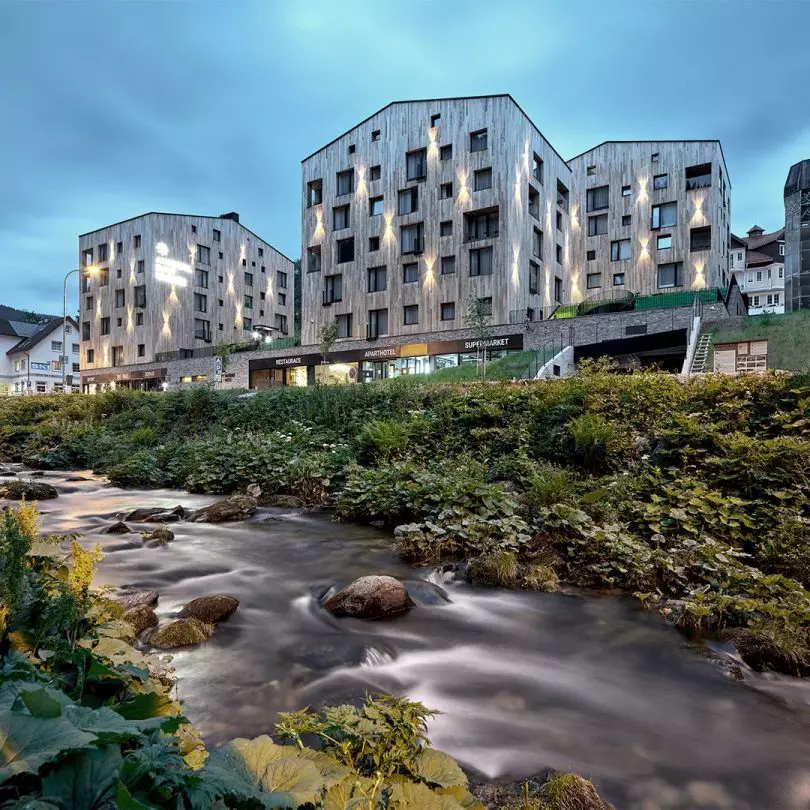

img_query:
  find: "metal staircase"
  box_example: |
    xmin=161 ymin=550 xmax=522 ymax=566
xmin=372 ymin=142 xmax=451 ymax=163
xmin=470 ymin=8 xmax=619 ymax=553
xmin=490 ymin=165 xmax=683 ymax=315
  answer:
xmin=690 ymin=333 xmax=712 ymax=373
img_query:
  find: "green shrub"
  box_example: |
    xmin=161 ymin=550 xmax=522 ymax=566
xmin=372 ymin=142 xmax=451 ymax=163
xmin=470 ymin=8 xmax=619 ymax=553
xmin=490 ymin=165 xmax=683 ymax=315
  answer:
xmin=355 ymin=418 xmax=411 ymax=463
xmin=467 ymin=551 xmax=519 ymax=586
xmin=107 ymin=451 xmax=163 ymax=488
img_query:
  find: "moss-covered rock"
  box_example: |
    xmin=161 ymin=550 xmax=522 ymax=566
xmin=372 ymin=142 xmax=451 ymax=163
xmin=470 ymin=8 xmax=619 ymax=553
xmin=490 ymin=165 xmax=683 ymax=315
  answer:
xmin=188 ymin=494 xmax=257 ymax=523
xmin=178 ymin=595 xmax=239 ymax=623
xmin=728 ymin=621 xmax=810 ymax=676
xmin=142 ymin=527 xmax=175 ymax=544
xmin=122 ymin=604 xmax=159 ymax=634
xmin=0 ymin=480 xmax=58 ymax=500
xmin=519 ymin=563 xmax=559 ymax=592
xmin=264 ymin=494 xmax=304 ymax=508
xmin=114 ymin=589 xmax=159 ymax=611
xmin=536 ymin=773 xmax=611 ymax=810
xmin=150 ymin=618 xmax=214 ymax=649
xmin=467 ymin=551 xmax=519 ymax=587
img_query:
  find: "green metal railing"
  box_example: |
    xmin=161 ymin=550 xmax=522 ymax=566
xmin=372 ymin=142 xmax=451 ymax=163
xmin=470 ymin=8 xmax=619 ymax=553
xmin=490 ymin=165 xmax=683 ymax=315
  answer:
xmin=634 ymin=288 xmax=722 ymax=311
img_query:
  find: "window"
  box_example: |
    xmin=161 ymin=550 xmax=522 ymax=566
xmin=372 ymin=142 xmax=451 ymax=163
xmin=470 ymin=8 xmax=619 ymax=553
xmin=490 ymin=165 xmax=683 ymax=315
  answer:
xmin=554 ymin=276 xmax=562 ymax=302
xmin=128 ymin=285 xmax=145 ymax=309
xmin=556 ymin=244 xmax=563 ymax=264
xmin=219 ymin=252 xmax=224 ymax=260
xmin=779 ymin=243 xmax=785 ymax=256
xmin=613 ymin=273 xmax=625 ymax=286
xmin=398 ymin=187 xmax=418 ymax=215
xmin=403 ymin=305 xmax=419 ymax=325
xmin=278 ymin=271 xmax=288 ymax=289
xmin=337 ymin=237 xmax=355 ymax=263
xmin=97 ymin=243 xmax=108 ymax=261
xmin=213 ymin=229 xmax=221 ymax=242
xmin=779 ymin=266 xmax=784 ymax=279
xmin=367 ymin=265 xmax=387 ymax=292
xmin=115 ymin=289 xmax=125 ymax=308
xmin=100 ymin=317 xmax=110 ymax=336
xmin=529 ymin=261 xmax=540 ymax=295
xmin=588 ymin=214 xmax=608 ymax=236
xmin=406 ymin=148 xmax=427 ymax=181
xmin=756 ymin=270 xmax=763 ymax=282
xmin=260 ymin=291 xmax=266 ymax=300
xmin=610 ymin=239 xmax=631 ymax=261
xmin=532 ymin=227 xmax=544 ymax=260
xmin=111 ymin=346 xmax=124 ymax=367
xmin=370 ymin=164 xmax=381 ymax=181
xmin=430 ymin=113 xmax=441 ymax=127
xmin=474 ymin=168 xmax=492 ymax=191
xmin=86 ymin=348 xmax=94 ymax=363
xmin=336 ymin=314 xmax=352 ymax=339
xmin=137 ymin=260 xmax=144 ymax=274
xmin=194 ymin=293 xmax=207 ymax=313
xmin=275 ymin=313 xmax=289 ymax=334
xmin=195 ymin=268 xmax=209 ymax=288
xmin=556 ymin=179 xmax=569 ymax=212
xmin=586 ymin=185 xmax=609 ymax=212
xmin=245 ymin=272 xmax=254 ymax=286
xmin=651 ymin=152 xmax=659 ymax=163
xmin=136 ymin=312 xmax=144 ymax=325
xmin=440 ymin=144 xmax=452 ymax=161
xmin=137 ymin=344 xmax=145 ymax=357
xmin=441 ymin=302 xmax=456 ymax=321
xmin=465 ymin=208 xmax=499 ymax=241
xmin=752 ymin=295 xmax=760 ymax=307
xmin=371 ymin=129 xmax=381 ymax=141
xmin=440 ymin=220 xmax=453 ymax=237
xmin=470 ymin=246 xmax=493 ymax=276
xmin=116 ymin=268 xmax=122 ymax=279
xmin=336 ymin=169 xmax=354 ymax=196
xmin=622 ymin=214 xmax=631 ymax=226
xmin=82 ymin=321 xmax=91 ymax=340
xmin=99 ymin=268 xmax=109 ymax=286
xmin=307 ymin=179 xmax=323 ymax=206
xmin=348 ymin=143 xmax=355 ymax=155
xmin=532 ymin=153 xmax=544 ymax=184
xmin=51 ymin=340 xmax=63 ymax=353
xmin=441 ymin=255 xmax=455 ymax=275
xmin=85 ymin=295 xmax=93 ymax=310
xmin=400 ymin=223 xmax=424 ymax=254
xmin=657 ymin=234 xmax=672 ymax=250
xmin=657 ymin=261 xmax=683 ymax=288
xmin=586 ymin=250 xmax=596 ymax=261
xmin=324 ymin=274 xmax=343 ymax=303
xmin=308 ymin=245 xmax=322 ymax=273
xmin=586 ymin=273 xmax=602 ymax=289
xmin=195 ymin=244 xmax=210 ymax=265
xmin=651 ymin=202 xmax=677 ymax=229
xmin=35 ymin=381 xmax=46 ymax=393
xmin=528 ymin=186 xmax=540 ymax=219
xmin=403 ymin=263 xmax=419 ymax=283
xmin=737 ymin=252 xmax=743 ymax=262
xmin=368 ymin=308 xmax=388 ymax=338
xmin=83 ymin=248 xmax=94 ymax=266
xmin=191 ymin=318 xmax=210 ymax=341
xmin=244 ymin=295 xmax=253 ymax=310
xmin=587 ymin=165 xmax=596 ymax=176
xmin=470 ymin=129 xmax=487 ymax=152
xmin=690 ymin=226 xmax=711 ymax=251
xmin=72 ymin=342 xmax=80 ymax=354
xmin=116 ymin=241 xmax=123 ymax=255
xmin=440 ymin=182 xmax=453 ymax=199
xmin=556 ymin=211 xmax=563 ymax=232
xmin=685 ymin=162 xmax=712 ymax=190
xmin=192 ymin=225 xmax=197 ymax=234
xmin=369 ymin=236 xmax=380 ymax=252
xmin=333 ymin=204 xmax=350 ymax=230
xmin=622 ymin=185 xmax=631 ymax=197
xmin=653 ymin=173 xmax=668 ymax=190
xmin=368 ymin=196 xmax=384 ymax=217
xmin=774 ymin=293 xmax=780 ymax=304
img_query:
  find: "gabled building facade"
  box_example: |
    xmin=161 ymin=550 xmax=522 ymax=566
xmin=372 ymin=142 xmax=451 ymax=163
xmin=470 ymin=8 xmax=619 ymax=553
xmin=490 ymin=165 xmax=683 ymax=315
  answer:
xmin=731 ymin=225 xmax=785 ymax=314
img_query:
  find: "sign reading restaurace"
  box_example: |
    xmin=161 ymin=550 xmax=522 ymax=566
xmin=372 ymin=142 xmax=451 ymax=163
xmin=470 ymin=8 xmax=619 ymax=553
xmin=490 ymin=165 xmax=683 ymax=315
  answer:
xmin=155 ymin=241 xmax=192 ymax=287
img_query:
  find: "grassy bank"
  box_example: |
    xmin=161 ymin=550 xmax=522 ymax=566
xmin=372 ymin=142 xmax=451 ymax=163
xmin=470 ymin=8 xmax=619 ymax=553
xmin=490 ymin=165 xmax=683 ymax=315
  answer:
xmin=2 ymin=366 xmax=810 ymax=676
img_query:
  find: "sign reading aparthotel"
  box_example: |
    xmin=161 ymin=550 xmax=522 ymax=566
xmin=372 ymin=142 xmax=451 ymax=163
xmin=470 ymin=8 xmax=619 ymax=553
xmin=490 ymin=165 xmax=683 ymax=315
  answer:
xmin=155 ymin=242 xmax=192 ymax=287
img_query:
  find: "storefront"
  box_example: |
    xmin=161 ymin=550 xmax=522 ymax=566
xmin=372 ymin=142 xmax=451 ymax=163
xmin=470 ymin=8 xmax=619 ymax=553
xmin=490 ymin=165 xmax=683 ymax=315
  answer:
xmin=248 ymin=335 xmax=523 ymax=388
xmin=82 ymin=368 xmax=168 ymax=394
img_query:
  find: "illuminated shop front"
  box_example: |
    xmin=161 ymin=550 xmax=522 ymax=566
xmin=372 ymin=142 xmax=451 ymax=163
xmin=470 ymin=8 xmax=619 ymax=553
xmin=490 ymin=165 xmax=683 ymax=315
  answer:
xmin=248 ymin=335 xmax=523 ymax=388
xmin=82 ymin=367 xmax=168 ymax=394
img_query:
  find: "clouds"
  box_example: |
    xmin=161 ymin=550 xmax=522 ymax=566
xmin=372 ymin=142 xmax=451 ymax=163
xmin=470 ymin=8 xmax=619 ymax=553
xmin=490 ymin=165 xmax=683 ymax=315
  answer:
xmin=0 ymin=0 xmax=808 ymax=313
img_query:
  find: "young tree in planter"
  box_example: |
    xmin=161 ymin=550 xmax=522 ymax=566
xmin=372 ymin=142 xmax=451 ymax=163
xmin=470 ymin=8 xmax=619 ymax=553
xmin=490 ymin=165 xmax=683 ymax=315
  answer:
xmin=465 ymin=294 xmax=494 ymax=379
xmin=319 ymin=320 xmax=339 ymax=381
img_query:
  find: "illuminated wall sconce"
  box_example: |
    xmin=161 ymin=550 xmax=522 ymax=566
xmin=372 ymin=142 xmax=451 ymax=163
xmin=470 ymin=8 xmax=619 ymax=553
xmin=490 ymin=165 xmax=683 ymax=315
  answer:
xmin=423 ymin=255 xmax=436 ymax=288
xmin=227 ymin=272 xmax=235 ymax=296
xmin=383 ymin=212 xmax=395 ymax=242
xmin=127 ymin=306 xmax=133 ymax=333
xmin=456 ymin=170 xmax=470 ymax=204
xmin=570 ymin=203 xmax=580 ymax=232
xmin=637 ymin=176 xmax=649 ymax=204
xmin=235 ymin=302 xmax=243 ymax=329
xmin=355 ymin=166 xmax=367 ymax=198
xmin=239 ymin=244 xmax=246 ymax=265
xmin=638 ymin=236 xmax=650 ymax=262
xmin=428 ymin=127 xmax=439 ymax=159
xmin=690 ymin=195 xmax=706 ymax=226
xmin=162 ymin=311 xmax=171 ymax=336
xmin=692 ymin=258 xmax=706 ymax=289
xmin=313 ymin=210 xmax=325 ymax=240
xmin=511 ymin=243 xmax=520 ymax=288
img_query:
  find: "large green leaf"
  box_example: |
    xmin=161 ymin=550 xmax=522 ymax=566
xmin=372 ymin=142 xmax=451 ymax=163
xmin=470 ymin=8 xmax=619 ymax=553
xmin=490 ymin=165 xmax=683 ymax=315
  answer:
xmin=114 ymin=781 xmax=158 ymax=810
xmin=114 ymin=691 xmax=178 ymax=721
xmin=388 ymin=780 xmax=467 ymax=809
xmin=63 ymin=704 xmax=165 ymax=742
xmin=19 ymin=687 xmax=69 ymax=719
xmin=0 ymin=712 xmax=96 ymax=781
xmin=41 ymin=745 xmax=122 ymax=809
xmin=412 ymin=748 xmax=468 ymax=788
xmin=259 ymin=757 xmax=324 ymax=806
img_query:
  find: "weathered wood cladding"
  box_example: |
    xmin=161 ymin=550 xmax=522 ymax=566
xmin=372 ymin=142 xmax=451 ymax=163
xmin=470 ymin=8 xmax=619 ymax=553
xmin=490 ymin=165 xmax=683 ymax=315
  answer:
xmin=568 ymin=141 xmax=731 ymax=299
xmin=78 ymin=213 xmax=293 ymax=372
xmin=301 ymin=96 xmax=574 ymax=346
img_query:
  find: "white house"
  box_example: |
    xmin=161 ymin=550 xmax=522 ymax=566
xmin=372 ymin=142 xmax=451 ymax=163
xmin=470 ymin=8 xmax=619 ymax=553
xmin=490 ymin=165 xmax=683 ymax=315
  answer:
xmin=0 ymin=316 xmax=81 ymax=395
xmin=730 ymin=225 xmax=785 ymax=315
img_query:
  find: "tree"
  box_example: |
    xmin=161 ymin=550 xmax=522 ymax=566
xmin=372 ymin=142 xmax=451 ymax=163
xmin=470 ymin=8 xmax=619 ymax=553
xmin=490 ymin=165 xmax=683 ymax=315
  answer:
xmin=465 ymin=294 xmax=494 ymax=379
xmin=319 ymin=320 xmax=339 ymax=367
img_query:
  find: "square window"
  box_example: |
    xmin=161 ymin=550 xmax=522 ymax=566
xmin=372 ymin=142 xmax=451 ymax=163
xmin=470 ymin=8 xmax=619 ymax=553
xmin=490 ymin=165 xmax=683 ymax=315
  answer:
xmin=307 ymin=179 xmax=323 ymax=206
xmin=137 ymin=260 xmax=144 ymax=274
xmin=219 ymin=252 xmax=224 ymax=259
xmin=657 ymin=261 xmax=683 ymax=288
xmin=470 ymin=129 xmax=487 ymax=152
xmin=403 ymin=304 xmax=419 ymax=325
xmin=369 ymin=196 xmax=384 ymax=217
xmin=243 ymin=317 xmax=253 ymax=332
xmin=440 ymin=144 xmax=453 ymax=161
xmin=430 ymin=113 xmax=441 ymax=127
xmin=334 ymin=204 xmax=350 ymax=230
xmin=470 ymin=246 xmax=493 ymax=276
xmin=371 ymin=129 xmax=381 ymax=141
xmin=191 ymin=224 xmax=197 ymax=234
xmin=337 ymin=237 xmax=355 ymax=263
xmin=554 ymin=276 xmax=562 ymax=302
xmin=586 ymin=185 xmax=609 ymax=212
xmin=651 ymin=202 xmax=677 ymax=229
xmin=440 ymin=182 xmax=453 ymax=199
xmin=622 ymin=214 xmax=631 ymax=226
xmin=532 ymin=153 xmax=544 ymax=184
xmin=656 ymin=234 xmax=672 ymax=250
xmin=528 ymin=186 xmax=540 ymax=219
xmin=474 ymin=168 xmax=492 ymax=191
xmin=690 ymin=226 xmax=711 ymax=251
xmin=621 ymin=185 xmax=631 ymax=197
xmin=610 ymin=239 xmax=631 ymax=261
xmin=441 ymin=255 xmax=455 ymax=275
xmin=367 ymin=265 xmax=387 ymax=293
xmin=398 ymin=187 xmax=419 ymax=215
xmin=440 ymin=220 xmax=453 ymax=237
xmin=613 ymin=273 xmax=625 ymax=286
xmin=403 ymin=262 xmax=419 ymax=283
xmin=115 ymin=289 xmax=125 ymax=308
xmin=368 ymin=236 xmax=380 ymax=252
xmin=86 ymin=349 xmax=94 ymax=363
xmin=245 ymin=272 xmax=254 ymax=286
xmin=529 ymin=261 xmax=540 ymax=294
xmin=400 ymin=222 xmax=424 ymax=254
xmin=406 ymin=148 xmax=427 ymax=181
xmin=337 ymin=169 xmax=354 ymax=196
xmin=116 ymin=241 xmax=123 ymax=254
xmin=213 ymin=229 xmax=221 ymax=241
xmin=370 ymin=164 xmax=381 ymax=181
xmin=242 ymin=258 xmax=247 ymax=266
xmin=587 ymin=165 xmax=596 ymax=176
xmin=367 ymin=308 xmax=388 ymax=338
xmin=197 ymin=244 xmax=210 ymax=264
xmin=532 ymin=227 xmax=543 ymax=260
xmin=587 ymin=273 xmax=602 ymax=289
xmin=136 ymin=312 xmax=144 ymax=326
xmin=653 ymin=173 xmax=668 ymax=190
xmin=586 ymin=250 xmax=596 ymax=261
xmin=556 ymin=244 xmax=563 ymax=264
xmin=651 ymin=152 xmax=659 ymax=163
xmin=277 ymin=270 xmax=288 ymax=289
xmin=324 ymin=274 xmax=343 ymax=303
xmin=134 ymin=234 xmax=141 ymax=248
xmin=137 ymin=344 xmax=145 ymax=357
xmin=116 ymin=268 xmax=122 ymax=279
xmin=116 ymin=317 xmax=122 ymax=328
xmin=348 ymin=144 xmax=355 ymax=154
xmin=440 ymin=302 xmax=455 ymax=321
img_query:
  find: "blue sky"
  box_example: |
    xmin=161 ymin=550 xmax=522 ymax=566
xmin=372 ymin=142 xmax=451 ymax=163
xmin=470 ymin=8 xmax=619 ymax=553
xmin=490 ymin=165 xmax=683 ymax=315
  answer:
xmin=1 ymin=0 xmax=808 ymax=314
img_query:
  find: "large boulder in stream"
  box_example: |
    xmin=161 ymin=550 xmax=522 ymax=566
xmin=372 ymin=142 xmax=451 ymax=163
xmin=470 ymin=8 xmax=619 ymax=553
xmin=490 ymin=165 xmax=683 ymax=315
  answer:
xmin=122 ymin=605 xmax=159 ymax=634
xmin=323 ymin=575 xmax=414 ymax=620
xmin=0 ymin=480 xmax=58 ymax=500
xmin=150 ymin=618 xmax=214 ymax=649
xmin=125 ymin=505 xmax=185 ymax=523
xmin=114 ymin=590 xmax=159 ymax=611
xmin=178 ymin=595 xmax=239 ymax=623
xmin=188 ymin=494 xmax=257 ymax=523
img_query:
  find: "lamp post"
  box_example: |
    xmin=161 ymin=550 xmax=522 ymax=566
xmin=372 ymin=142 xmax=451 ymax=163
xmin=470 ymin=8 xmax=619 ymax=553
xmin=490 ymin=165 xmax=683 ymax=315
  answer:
xmin=63 ymin=265 xmax=98 ymax=393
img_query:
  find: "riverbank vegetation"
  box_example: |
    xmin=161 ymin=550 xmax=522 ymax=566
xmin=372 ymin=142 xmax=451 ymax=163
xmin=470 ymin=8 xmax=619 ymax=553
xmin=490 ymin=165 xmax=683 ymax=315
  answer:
xmin=2 ymin=366 xmax=810 ymax=677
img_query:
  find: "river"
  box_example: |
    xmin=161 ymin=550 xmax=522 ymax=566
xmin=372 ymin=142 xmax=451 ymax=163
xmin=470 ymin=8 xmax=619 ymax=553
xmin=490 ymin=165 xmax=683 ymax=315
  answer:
xmin=13 ymin=470 xmax=810 ymax=809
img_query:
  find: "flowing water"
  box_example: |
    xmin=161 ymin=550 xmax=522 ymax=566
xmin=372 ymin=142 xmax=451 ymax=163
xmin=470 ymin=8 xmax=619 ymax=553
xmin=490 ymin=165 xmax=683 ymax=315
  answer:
xmin=11 ymin=469 xmax=810 ymax=809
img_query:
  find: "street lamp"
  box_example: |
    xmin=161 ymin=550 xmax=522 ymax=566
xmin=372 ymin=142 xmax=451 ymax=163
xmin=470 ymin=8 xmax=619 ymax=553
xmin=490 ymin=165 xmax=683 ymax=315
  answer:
xmin=252 ymin=325 xmax=283 ymax=343
xmin=63 ymin=265 xmax=98 ymax=392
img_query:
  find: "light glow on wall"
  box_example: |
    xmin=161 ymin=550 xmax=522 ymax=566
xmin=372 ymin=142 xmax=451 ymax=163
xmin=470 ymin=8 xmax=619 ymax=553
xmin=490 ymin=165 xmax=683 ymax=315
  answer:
xmin=423 ymin=255 xmax=435 ymax=289
xmin=162 ymin=311 xmax=171 ymax=336
xmin=456 ymin=169 xmax=470 ymax=205
xmin=690 ymin=194 xmax=706 ymax=226
xmin=129 ymin=258 xmax=137 ymax=285
xmin=637 ymin=175 xmax=649 ymax=204
xmin=570 ymin=203 xmax=580 ymax=233
xmin=126 ymin=306 xmax=133 ymax=333
xmin=639 ymin=236 xmax=651 ymax=262
xmin=227 ymin=272 xmax=235 ymax=296
xmin=383 ymin=212 xmax=395 ymax=243
xmin=692 ymin=258 xmax=706 ymax=289
xmin=428 ymin=127 xmax=439 ymax=159
xmin=356 ymin=166 xmax=367 ymax=198
xmin=155 ymin=242 xmax=192 ymax=287
xmin=314 ymin=209 xmax=325 ymax=240
xmin=235 ymin=301 xmax=243 ymax=330
xmin=511 ymin=242 xmax=520 ymax=288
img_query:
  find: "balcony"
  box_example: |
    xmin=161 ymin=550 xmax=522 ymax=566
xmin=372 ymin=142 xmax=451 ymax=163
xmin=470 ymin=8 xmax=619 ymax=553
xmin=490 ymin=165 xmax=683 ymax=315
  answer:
xmin=686 ymin=175 xmax=712 ymax=191
xmin=465 ymin=228 xmax=499 ymax=243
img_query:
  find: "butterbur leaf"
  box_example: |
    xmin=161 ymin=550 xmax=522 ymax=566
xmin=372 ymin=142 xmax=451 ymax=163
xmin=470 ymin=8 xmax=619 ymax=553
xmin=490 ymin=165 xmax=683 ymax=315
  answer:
xmin=297 ymin=748 xmax=352 ymax=788
xmin=114 ymin=690 xmax=178 ymax=720
xmin=19 ymin=686 xmax=68 ymax=718
xmin=437 ymin=785 xmax=487 ymax=809
xmin=63 ymin=704 xmax=165 ymax=742
xmin=389 ymin=779 xmax=467 ymax=808
xmin=41 ymin=745 xmax=122 ymax=809
xmin=114 ymin=781 xmax=158 ymax=810
xmin=412 ymin=748 xmax=468 ymax=788
xmin=260 ymin=757 xmax=324 ymax=805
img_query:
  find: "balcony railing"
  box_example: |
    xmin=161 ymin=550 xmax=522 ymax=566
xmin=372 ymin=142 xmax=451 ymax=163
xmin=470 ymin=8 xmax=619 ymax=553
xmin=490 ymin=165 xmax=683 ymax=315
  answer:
xmin=686 ymin=175 xmax=711 ymax=191
xmin=465 ymin=228 xmax=499 ymax=242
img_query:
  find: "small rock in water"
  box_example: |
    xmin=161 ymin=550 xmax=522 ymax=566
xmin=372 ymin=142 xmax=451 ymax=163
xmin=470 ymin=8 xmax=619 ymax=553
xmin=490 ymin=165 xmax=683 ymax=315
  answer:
xmin=246 ymin=483 xmax=262 ymax=499
xmin=263 ymin=494 xmax=303 ymax=509
xmin=0 ymin=480 xmax=59 ymax=500
xmin=115 ymin=589 xmax=159 ymax=611
xmin=141 ymin=527 xmax=175 ymax=544
xmin=402 ymin=579 xmax=450 ymax=606
xmin=179 ymin=595 xmax=239 ymax=623
xmin=150 ymin=618 xmax=214 ymax=649
xmin=188 ymin=494 xmax=257 ymax=523
xmin=102 ymin=520 xmax=131 ymax=535
xmin=323 ymin=575 xmax=414 ymax=620
xmin=122 ymin=605 xmax=159 ymax=634
xmin=125 ymin=505 xmax=185 ymax=523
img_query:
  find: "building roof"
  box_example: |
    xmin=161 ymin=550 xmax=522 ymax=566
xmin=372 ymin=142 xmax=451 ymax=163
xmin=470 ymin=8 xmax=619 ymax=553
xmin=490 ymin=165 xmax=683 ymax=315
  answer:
xmin=729 ymin=233 xmax=747 ymax=249
xmin=745 ymin=227 xmax=785 ymax=252
xmin=0 ymin=319 xmax=43 ymax=339
xmin=745 ymin=250 xmax=778 ymax=267
xmin=78 ymin=212 xmax=294 ymax=264
xmin=0 ymin=304 xmax=56 ymax=323
xmin=300 ymin=94 xmax=571 ymax=169
xmin=5 ymin=317 xmax=78 ymax=356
